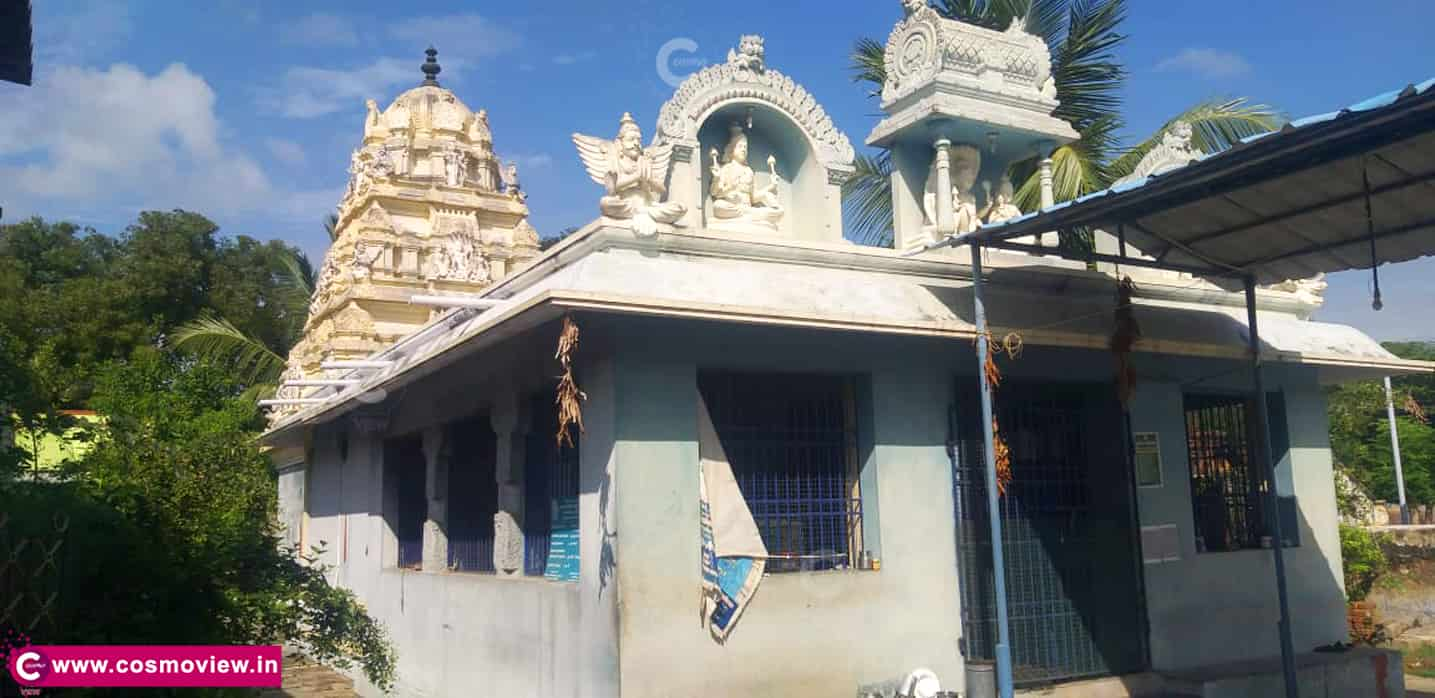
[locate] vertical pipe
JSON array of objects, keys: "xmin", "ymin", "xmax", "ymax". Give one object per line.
[
  {"xmin": 1245, "ymin": 278, "xmax": 1299, "ymax": 698},
  {"xmin": 1384, "ymin": 376, "xmax": 1410, "ymax": 525},
  {"xmin": 972, "ymin": 244, "xmax": 1014, "ymax": 698}
]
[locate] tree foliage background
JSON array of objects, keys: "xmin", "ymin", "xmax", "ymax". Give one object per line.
[
  {"xmin": 1327, "ymin": 342, "xmax": 1435, "ymax": 507},
  {"xmin": 1, "ymin": 212, "xmax": 394, "ymax": 693}
]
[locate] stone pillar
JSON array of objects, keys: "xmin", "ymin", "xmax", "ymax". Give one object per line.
[
  {"xmin": 421, "ymin": 425, "xmax": 449, "ymax": 572},
  {"xmin": 1038, "ymin": 157, "xmax": 1058, "ymax": 248},
  {"xmin": 347, "ymin": 410, "xmax": 392, "ymax": 581},
  {"xmin": 933, "ymin": 140, "xmax": 955, "ymax": 236},
  {"xmin": 490, "ymin": 389, "xmax": 529, "ymax": 576}
]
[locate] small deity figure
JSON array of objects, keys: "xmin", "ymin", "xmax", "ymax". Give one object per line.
[
  {"xmin": 901, "ymin": 0, "xmax": 928, "ymax": 16},
  {"xmin": 346, "ymin": 149, "xmax": 372, "ymax": 197},
  {"xmin": 500, "ymin": 161, "xmax": 524, "ymax": 201},
  {"xmin": 1119, "ymin": 120, "xmax": 1201, "ymax": 185},
  {"xmin": 980, "ymin": 178, "xmax": 1023, "ymax": 225},
  {"xmin": 923, "ymin": 143, "xmax": 982, "ymax": 234},
  {"xmin": 372, "ymin": 146, "xmax": 395, "ymax": 179},
  {"xmin": 727, "ymin": 35, "xmax": 766, "ymax": 72},
  {"xmin": 708, "ymin": 121, "xmax": 785, "ymax": 233},
  {"xmin": 442, "ymin": 146, "xmax": 463, "ymax": 187},
  {"xmin": 363, "ymin": 99, "xmax": 387, "ymax": 141},
  {"xmin": 573, "ymin": 112, "xmax": 687, "ymax": 237}
]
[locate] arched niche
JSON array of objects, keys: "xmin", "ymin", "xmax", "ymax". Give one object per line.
[
  {"xmin": 695, "ymin": 103, "xmax": 825, "ymax": 240},
  {"xmin": 652, "ymin": 36, "xmax": 855, "ymax": 244}
]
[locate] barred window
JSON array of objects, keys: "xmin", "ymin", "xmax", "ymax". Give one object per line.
[
  {"xmin": 524, "ymin": 395, "xmax": 581, "ymax": 578},
  {"xmin": 697, "ymin": 371, "xmax": 864, "ymax": 573},
  {"xmin": 1183, "ymin": 393, "xmax": 1299, "ymax": 553},
  {"xmin": 447, "ymin": 416, "xmax": 498, "ymax": 573},
  {"xmin": 384, "ymin": 435, "xmax": 427, "ymax": 569}
]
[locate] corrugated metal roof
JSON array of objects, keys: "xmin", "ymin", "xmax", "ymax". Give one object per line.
[{"xmin": 966, "ymin": 78, "xmax": 1435, "ymax": 285}]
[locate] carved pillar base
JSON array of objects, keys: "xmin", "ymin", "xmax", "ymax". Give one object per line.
[
  {"xmin": 421, "ymin": 426, "xmax": 449, "ymax": 571},
  {"xmin": 490, "ymin": 389, "xmax": 529, "ymax": 576}
]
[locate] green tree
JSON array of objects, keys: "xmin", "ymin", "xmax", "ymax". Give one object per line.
[
  {"xmin": 14, "ymin": 349, "xmax": 398, "ymax": 691},
  {"xmin": 844, "ymin": 0, "xmax": 1282, "ymax": 246},
  {"xmin": 1327, "ymin": 341, "xmax": 1435, "ymax": 506}
]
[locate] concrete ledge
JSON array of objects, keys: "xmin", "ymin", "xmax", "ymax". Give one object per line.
[{"xmin": 1161, "ymin": 647, "xmax": 1404, "ymax": 698}]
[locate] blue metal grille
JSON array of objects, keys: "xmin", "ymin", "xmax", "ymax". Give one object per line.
[
  {"xmin": 447, "ymin": 417, "xmax": 497, "ymax": 574},
  {"xmin": 398, "ymin": 538, "xmax": 423, "ymax": 569},
  {"xmin": 698, "ymin": 371, "xmax": 862, "ymax": 573},
  {"xmin": 951, "ymin": 382, "xmax": 1145, "ymax": 685},
  {"xmin": 448, "ymin": 537, "xmax": 494, "ymax": 573},
  {"xmin": 524, "ymin": 410, "xmax": 581, "ymax": 577}
]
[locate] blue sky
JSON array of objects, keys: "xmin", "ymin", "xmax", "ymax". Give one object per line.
[{"xmin": 3, "ymin": 0, "xmax": 1433, "ymax": 340}]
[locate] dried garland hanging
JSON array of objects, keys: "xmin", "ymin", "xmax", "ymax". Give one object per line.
[
  {"xmin": 979, "ymin": 331, "xmax": 1022, "ymax": 496},
  {"xmin": 1406, "ymin": 392, "xmax": 1430, "ymax": 426},
  {"xmin": 554, "ymin": 314, "xmax": 586, "ymax": 448},
  {"xmin": 1110, "ymin": 276, "xmax": 1142, "ymax": 408}
]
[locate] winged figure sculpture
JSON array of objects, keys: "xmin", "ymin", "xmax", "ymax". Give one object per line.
[{"xmin": 572, "ymin": 112, "xmax": 687, "ymax": 237}]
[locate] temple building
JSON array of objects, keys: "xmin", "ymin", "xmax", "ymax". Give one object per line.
[
  {"xmin": 273, "ymin": 48, "xmax": 540, "ymax": 422},
  {"xmin": 261, "ymin": 14, "xmax": 1431, "ymax": 698}
]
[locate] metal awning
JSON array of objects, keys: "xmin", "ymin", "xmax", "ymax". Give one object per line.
[{"xmin": 957, "ymin": 77, "xmax": 1435, "ymax": 286}]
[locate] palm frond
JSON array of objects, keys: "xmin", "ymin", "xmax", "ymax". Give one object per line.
[
  {"xmin": 1106, "ymin": 98, "xmax": 1283, "ymax": 182},
  {"xmin": 849, "ymin": 37, "xmax": 888, "ymax": 94},
  {"xmin": 935, "ymin": 0, "xmax": 1005, "ymax": 27},
  {"xmin": 1051, "ymin": 0, "xmax": 1127, "ymax": 131},
  {"xmin": 170, "ymin": 313, "xmax": 288, "ymax": 387},
  {"xmin": 842, "ymin": 152, "xmax": 896, "ymax": 247},
  {"xmin": 324, "ymin": 213, "xmax": 339, "ymax": 242}
]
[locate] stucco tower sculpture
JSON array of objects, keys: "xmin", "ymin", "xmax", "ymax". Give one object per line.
[
  {"xmin": 866, "ymin": 2, "xmax": 1079, "ymax": 252},
  {"xmin": 277, "ymin": 49, "xmax": 542, "ymax": 412}
]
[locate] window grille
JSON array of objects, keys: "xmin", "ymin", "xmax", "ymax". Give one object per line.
[
  {"xmin": 387, "ymin": 435, "xmax": 427, "ymax": 570},
  {"xmin": 447, "ymin": 417, "xmax": 497, "ymax": 573},
  {"xmin": 524, "ymin": 398, "xmax": 581, "ymax": 577},
  {"xmin": 697, "ymin": 371, "xmax": 863, "ymax": 573},
  {"xmin": 1183, "ymin": 394, "xmax": 1267, "ymax": 552}
]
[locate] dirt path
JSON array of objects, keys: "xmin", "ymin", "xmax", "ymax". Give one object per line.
[{"xmin": 258, "ymin": 657, "xmax": 357, "ymax": 698}]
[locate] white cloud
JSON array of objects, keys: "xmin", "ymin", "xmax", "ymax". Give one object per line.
[
  {"xmin": 260, "ymin": 14, "xmax": 521, "ymax": 120},
  {"xmin": 279, "ymin": 13, "xmax": 359, "ymax": 47},
  {"xmin": 1155, "ymin": 48, "xmax": 1252, "ymax": 80},
  {"xmin": 0, "ymin": 63, "xmax": 329, "ymax": 226},
  {"xmin": 265, "ymin": 138, "xmax": 308, "ymax": 166},
  {"xmin": 505, "ymin": 153, "xmax": 554, "ymax": 171},
  {"xmin": 257, "ymin": 57, "xmax": 415, "ymax": 119}
]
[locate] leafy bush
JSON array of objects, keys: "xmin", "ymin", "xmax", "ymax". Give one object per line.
[
  {"xmin": 1340, "ymin": 523, "xmax": 1389, "ymax": 602},
  {"xmin": 4, "ymin": 350, "xmax": 395, "ymax": 693}
]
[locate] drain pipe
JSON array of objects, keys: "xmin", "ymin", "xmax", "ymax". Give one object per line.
[{"xmin": 971, "ymin": 243, "xmax": 1014, "ymax": 698}]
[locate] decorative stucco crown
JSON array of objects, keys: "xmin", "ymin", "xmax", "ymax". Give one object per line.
[
  {"xmin": 654, "ymin": 35, "xmax": 854, "ymax": 171},
  {"xmin": 881, "ymin": 3, "xmax": 1058, "ymax": 109}
]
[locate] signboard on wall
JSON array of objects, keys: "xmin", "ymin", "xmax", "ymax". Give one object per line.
[
  {"xmin": 544, "ymin": 496, "xmax": 580, "ymax": 582},
  {"xmin": 1133, "ymin": 432, "xmax": 1163, "ymax": 487}
]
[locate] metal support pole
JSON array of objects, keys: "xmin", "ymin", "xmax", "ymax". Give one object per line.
[
  {"xmin": 972, "ymin": 243, "xmax": 1014, "ymax": 698},
  {"xmin": 1384, "ymin": 376, "xmax": 1410, "ymax": 524},
  {"xmin": 1245, "ymin": 277, "xmax": 1298, "ymax": 698}
]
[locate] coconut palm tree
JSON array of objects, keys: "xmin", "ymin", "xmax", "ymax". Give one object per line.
[
  {"xmin": 845, "ymin": 0, "xmax": 1283, "ymax": 247},
  {"xmin": 170, "ymin": 246, "xmax": 316, "ymax": 392}
]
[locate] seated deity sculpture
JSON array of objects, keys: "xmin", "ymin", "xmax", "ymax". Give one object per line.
[
  {"xmin": 923, "ymin": 143, "xmax": 982, "ymax": 235},
  {"xmin": 980, "ymin": 178, "xmax": 1023, "ymax": 225},
  {"xmin": 707, "ymin": 121, "xmax": 785, "ymax": 233},
  {"xmin": 573, "ymin": 113, "xmax": 687, "ymax": 238}
]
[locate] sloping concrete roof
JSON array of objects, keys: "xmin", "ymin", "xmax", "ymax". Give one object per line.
[{"xmin": 261, "ymin": 225, "xmax": 1430, "ymax": 442}]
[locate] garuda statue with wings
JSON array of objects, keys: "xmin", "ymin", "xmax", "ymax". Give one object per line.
[{"xmin": 573, "ymin": 113, "xmax": 687, "ymax": 237}]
